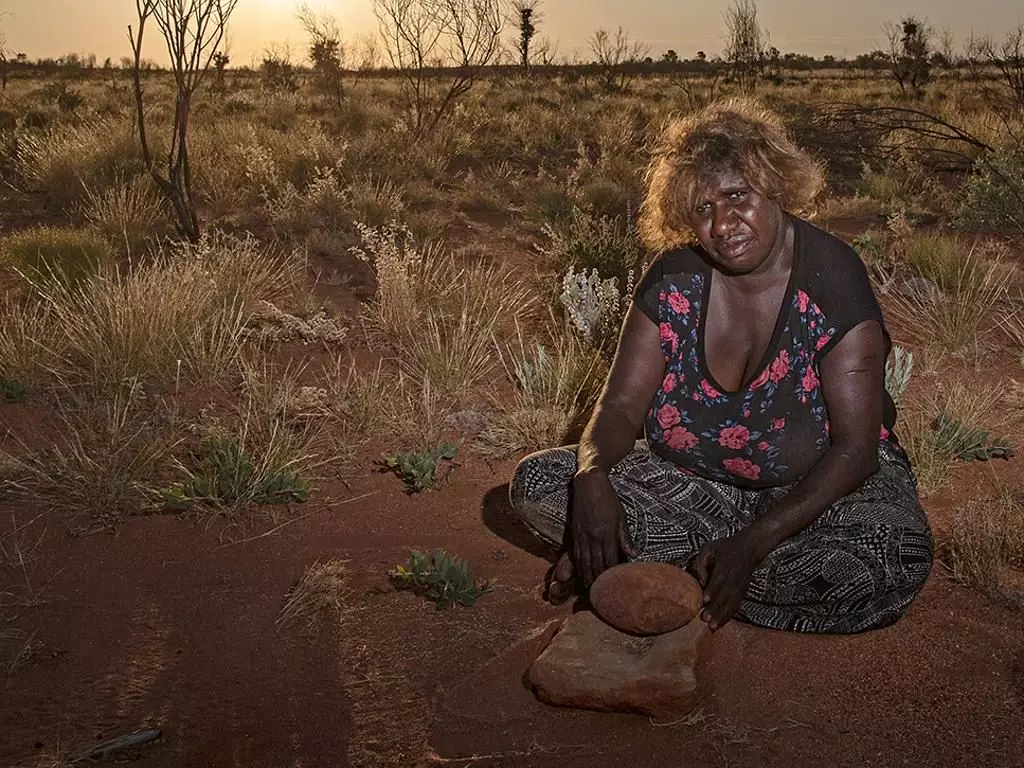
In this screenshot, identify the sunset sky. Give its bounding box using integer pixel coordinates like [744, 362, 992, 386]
[1, 0, 1021, 64]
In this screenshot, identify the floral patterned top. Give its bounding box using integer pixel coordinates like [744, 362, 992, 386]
[634, 215, 897, 489]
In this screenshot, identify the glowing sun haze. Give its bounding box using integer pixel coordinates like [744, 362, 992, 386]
[2, 0, 1021, 64]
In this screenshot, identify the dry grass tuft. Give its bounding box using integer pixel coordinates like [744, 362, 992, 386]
[277, 558, 351, 633]
[901, 380, 1008, 496]
[78, 175, 169, 257]
[17, 390, 174, 532]
[0, 297, 58, 384]
[354, 222, 534, 395]
[23, 232, 300, 391]
[947, 488, 1024, 599]
[477, 325, 608, 457]
[887, 243, 1012, 359]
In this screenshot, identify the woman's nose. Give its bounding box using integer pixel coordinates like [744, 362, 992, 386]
[712, 204, 734, 236]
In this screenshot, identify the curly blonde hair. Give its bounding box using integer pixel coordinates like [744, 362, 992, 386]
[638, 98, 825, 253]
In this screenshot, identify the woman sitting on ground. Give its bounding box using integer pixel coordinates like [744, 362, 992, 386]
[510, 99, 933, 635]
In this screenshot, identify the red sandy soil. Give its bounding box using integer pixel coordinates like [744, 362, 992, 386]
[1, 213, 1023, 767]
[0, 438, 1022, 768]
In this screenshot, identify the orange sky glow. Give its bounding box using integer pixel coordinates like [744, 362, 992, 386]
[2, 0, 1021, 65]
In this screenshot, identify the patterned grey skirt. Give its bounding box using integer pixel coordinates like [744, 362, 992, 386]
[509, 441, 933, 634]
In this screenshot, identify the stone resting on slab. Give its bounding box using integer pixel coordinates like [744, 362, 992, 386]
[528, 563, 710, 719]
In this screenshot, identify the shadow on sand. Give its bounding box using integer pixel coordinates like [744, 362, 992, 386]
[480, 483, 558, 563]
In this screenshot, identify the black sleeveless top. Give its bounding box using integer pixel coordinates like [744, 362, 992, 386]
[633, 215, 896, 489]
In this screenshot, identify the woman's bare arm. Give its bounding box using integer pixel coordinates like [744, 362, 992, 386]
[694, 320, 886, 629]
[743, 320, 885, 558]
[571, 304, 666, 586]
[576, 305, 667, 475]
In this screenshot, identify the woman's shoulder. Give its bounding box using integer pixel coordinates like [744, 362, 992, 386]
[792, 215, 871, 283]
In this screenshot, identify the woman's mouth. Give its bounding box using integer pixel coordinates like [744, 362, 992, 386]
[716, 235, 754, 259]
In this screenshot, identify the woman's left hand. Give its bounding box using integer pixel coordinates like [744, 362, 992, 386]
[691, 532, 764, 631]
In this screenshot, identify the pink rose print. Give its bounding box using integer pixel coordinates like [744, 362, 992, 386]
[772, 418, 786, 430]
[816, 334, 831, 352]
[701, 379, 721, 398]
[802, 366, 819, 393]
[656, 404, 681, 430]
[723, 457, 761, 481]
[667, 291, 690, 315]
[749, 367, 771, 390]
[769, 350, 790, 383]
[666, 426, 699, 451]
[880, 425, 890, 441]
[797, 289, 810, 313]
[718, 425, 751, 450]
[663, 372, 677, 393]
[757, 441, 770, 451]
[659, 322, 679, 353]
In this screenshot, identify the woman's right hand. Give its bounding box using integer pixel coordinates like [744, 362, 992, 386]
[570, 468, 634, 588]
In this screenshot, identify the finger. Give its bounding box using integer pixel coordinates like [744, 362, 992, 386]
[571, 527, 584, 587]
[617, 519, 635, 558]
[704, 585, 744, 632]
[601, 529, 619, 576]
[585, 538, 606, 588]
[578, 539, 593, 589]
[691, 546, 714, 588]
[554, 551, 574, 583]
[700, 561, 733, 622]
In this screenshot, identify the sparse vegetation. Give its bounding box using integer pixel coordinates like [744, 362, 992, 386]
[947, 488, 1024, 601]
[277, 558, 351, 633]
[388, 548, 488, 608]
[5, 17, 1024, 763]
[381, 441, 458, 493]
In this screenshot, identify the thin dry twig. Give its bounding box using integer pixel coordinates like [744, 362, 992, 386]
[219, 491, 379, 547]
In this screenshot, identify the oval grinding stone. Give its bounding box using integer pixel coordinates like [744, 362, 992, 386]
[589, 562, 703, 636]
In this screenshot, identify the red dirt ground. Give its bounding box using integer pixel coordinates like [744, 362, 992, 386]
[1, 436, 1023, 768]
[2, 213, 1023, 767]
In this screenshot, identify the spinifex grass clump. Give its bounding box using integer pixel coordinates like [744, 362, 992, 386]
[0, 226, 114, 292]
[389, 549, 489, 609]
[277, 558, 351, 634]
[161, 435, 310, 511]
[381, 441, 458, 493]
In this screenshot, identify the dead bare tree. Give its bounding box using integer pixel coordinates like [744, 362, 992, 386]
[966, 26, 1024, 112]
[128, 0, 238, 243]
[296, 3, 346, 108]
[372, 0, 503, 136]
[722, 0, 768, 93]
[883, 16, 932, 98]
[588, 27, 648, 91]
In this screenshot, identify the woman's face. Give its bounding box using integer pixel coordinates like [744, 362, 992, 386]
[687, 167, 786, 275]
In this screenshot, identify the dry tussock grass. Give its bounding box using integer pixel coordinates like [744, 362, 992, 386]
[15, 389, 174, 532]
[887, 242, 1012, 359]
[354, 223, 535, 395]
[900, 380, 1009, 496]
[477, 325, 608, 457]
[0, 297, 59, 385]
[20, 233, 300, 391]
[947, 488, 1024, 599]
[277, 558, 351, 633]
[12, 119, 145, 212]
